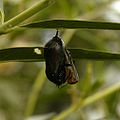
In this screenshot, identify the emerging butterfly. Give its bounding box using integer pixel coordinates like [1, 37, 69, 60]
[44, 31, 79, 87]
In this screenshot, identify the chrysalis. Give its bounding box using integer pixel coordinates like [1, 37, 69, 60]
[44, 31, 79, 87]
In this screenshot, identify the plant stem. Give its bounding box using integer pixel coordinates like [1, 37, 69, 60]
[0, 0, 4, 24]
[24, 66, 46, 118]
[52, 82, 120, 120]
[0, 0, 55, 34]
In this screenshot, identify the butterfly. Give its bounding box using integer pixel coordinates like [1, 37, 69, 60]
[44, 31, 79, 87]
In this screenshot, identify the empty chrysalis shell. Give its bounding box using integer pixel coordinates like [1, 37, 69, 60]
[44, 31, 79, 87]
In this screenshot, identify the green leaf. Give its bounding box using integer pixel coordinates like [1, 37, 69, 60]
[1, 47, 120, 62]
[21, 20, 120, 30]
[69, 48, 120, 60]
[0, 47, 44, 62]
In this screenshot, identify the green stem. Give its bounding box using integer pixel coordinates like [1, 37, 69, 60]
[0, 0, 4, 24]
[24, 66, 46, 118]
[0, 0, 55, 34]
[52, 82, 120, 120]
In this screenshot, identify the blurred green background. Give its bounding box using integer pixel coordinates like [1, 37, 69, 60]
[0, 0, 120, 120]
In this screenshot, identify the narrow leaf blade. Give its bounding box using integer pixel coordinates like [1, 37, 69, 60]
[1, 47, 120, 62]
[21, 20, 120, 30]
[0, 47, 44, 62]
